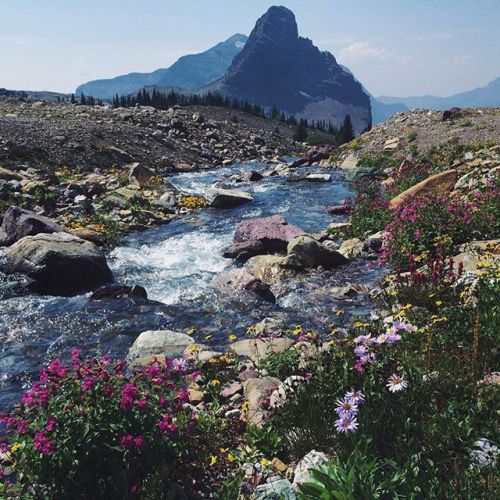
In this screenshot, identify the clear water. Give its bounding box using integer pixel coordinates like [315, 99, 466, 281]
[0, 162, 385, 409]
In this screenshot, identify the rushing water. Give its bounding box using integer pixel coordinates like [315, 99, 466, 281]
[0, 161, 385, 409]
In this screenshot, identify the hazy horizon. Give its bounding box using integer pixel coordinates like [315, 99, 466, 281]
[1, 0, 499, 98]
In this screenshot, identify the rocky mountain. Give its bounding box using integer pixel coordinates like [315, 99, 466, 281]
[378, 76, 500, 110]
[208, 6, 371, 134]
[75, 34, 248, 100]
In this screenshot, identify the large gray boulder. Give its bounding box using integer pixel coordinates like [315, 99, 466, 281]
[286, 235, 348, 268]
[2, 232, 113, 296]
[205, 188, 253, 208]
[0, 206, 64, 246]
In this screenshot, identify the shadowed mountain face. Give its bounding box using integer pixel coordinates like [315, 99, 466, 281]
[210, 6, 371, 134]
[75, 34, 248, 100]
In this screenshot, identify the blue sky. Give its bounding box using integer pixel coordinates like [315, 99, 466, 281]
[1, 0, 499, 97]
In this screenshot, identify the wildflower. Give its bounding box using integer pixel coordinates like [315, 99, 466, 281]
[10, 443, 22, 453]
[136, 399, 148, 411]
[48, 359, 68, 378]
[120, 434, 134, 450]
[386, 373, 408, 393]
[82, 377, 95, 391]
[335, 399, 358, 418]
[335, 309, 345, 317]
[210, 379, 221, 386]
[34, 431, 55, 455]
[260, 458, 270, 467]
[354, 361, 365, 373]
[158, 414, 178, 434]
[345, 388, 365, 405]
[209, 455, 217, 466]
[435, 300, 443, 306]
[134, 435, 148, 453]
[228, 334, 237, 341]
[335, 415, 359, 434]
[227, 453, 235, 462]
[172, 358, 187, 373]
[354, 345, 368, 357]
[45, 418, 57, 433]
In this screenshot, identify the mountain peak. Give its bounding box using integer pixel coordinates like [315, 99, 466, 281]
[253, 6, 298, 46]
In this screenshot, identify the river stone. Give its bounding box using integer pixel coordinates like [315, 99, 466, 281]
[0, 206, 64, 246]
[254, 478, 296, 500]
[287, 235, 348, 268]
[390, 169, 458, 208]
[2, 232, 113, 295]
[90, 284, 148, 301]
[232, 215, 306, 255]
[213, 268, 276, 303]
[363, 231, 384, 253]
[129, 162, 155, 188]
[205, 188, 253, 208]
[246, 255, 296, 284]
[242, 170, 264, 182]
[292, 450, 329, 490]
[243, 376, 281, 426]
[339, 238, 364, 259]
[304, 173, 331, 182]
[128, 330, 194, 360]
[229, 338, 294, 364]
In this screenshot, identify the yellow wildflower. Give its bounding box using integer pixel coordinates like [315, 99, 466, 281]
[228, 334, 237, 341]
[209, 455, 217, 466]
[435, 300, 443, 307]
[10, 443, 21, 453]
[210, 379, 221, 386]
[335, 309, 345, 317]
[186, 328, 196, 335]
[227, 453, 236, 462]
[260, 458, 270, 467]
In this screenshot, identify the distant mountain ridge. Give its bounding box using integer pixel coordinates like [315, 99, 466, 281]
[76, 34, 248, 100]
[206, 6, 371, 134]
[378, 77, 500, 110]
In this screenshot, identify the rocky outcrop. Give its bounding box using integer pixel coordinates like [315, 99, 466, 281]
[0, 206, 64, 246]
[390, 169, 458, 208]
[90, 284, 148, 301]
[2, 232, 113, 295]
[205, 188, 253, 208]
[211, 6, 371, 134]
[246, 254, 297, 284]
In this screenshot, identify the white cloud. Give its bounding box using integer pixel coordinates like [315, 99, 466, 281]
[338, 42, 389, 62]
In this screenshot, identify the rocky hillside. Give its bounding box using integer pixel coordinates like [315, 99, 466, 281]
[330, 107, 500, 170]
[209, 6, 371, 135]
[76, 34, 248, 100]
[0, 97, 302, 244]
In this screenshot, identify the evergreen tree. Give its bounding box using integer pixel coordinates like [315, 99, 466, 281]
[70, 94, 76, 104]
[293, 119, 308, 142]
[339, 114, 355, 144]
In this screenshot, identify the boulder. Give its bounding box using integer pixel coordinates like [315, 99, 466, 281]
[213, 268, 276, 303]
[304, 173, 331, 182]
[205, 188, 253, 208]
[0, 206, 64, 246]
[339, 238, 364, 259]
[390, 169, 458, 208]
[363, 231, 384, 253]
[384, 138, 400, 150]
[292, 450, 329, 490]
[328, 203, 348, 215]
[128, 330, 194, 360]
[229, 338, 294, 364]
[254, 479, 296, 500]
[246, 255, 296, 284]
[68, 228, 105, 246]
[2, 232, 113, 295]
[129, 163, 156, 188]
[287, 235, 348, 268]
[242, 170, 264, 182]
[90, 284, 148, 301]
[231, 215, 305, 255]
[340, 153, 358, 170]
[243, 377, 281, 426]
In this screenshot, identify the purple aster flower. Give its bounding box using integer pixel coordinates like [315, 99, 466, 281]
[386, 373, 408, 393]
[172, 357, 188, 373]
[354, 345, 368, 357]
[345, 388, 365, 405]
[335, 398, 358, 417]
[335, 415, 359, 434]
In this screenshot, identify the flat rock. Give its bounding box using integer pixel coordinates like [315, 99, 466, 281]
[90, 284, 147, 301]
[128, 330, 194, 360]
[129, 162, 155, 188]
[246, 254, 297, 284]
[339, 238, 364, 259]
[2, 232, 112, 296]
[339, 153, 358, 170]
[0, 166, 25, 182]
[254, 478, 296, 500]
[229, 338, 294, 364]
[292, 450, 329, 490]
